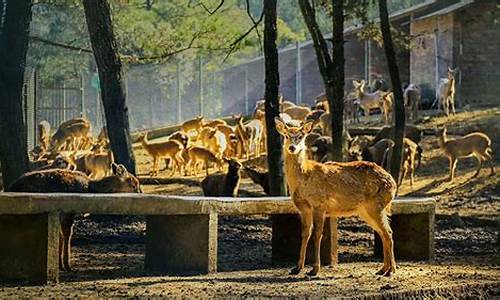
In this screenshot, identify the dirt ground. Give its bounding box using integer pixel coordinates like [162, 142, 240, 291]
[1, 108, 499, 298]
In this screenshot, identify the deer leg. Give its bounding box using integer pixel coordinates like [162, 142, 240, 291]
[359, 206, 395, 276]
[61, 214, 75, 271]
[448, 158, 457, 181]
[290, 207, 313, 275]
[307, 210, 326, 276]
[473, 155, 483, 177]
[152, 157, 158, 177]
[451, 96, 456, 115]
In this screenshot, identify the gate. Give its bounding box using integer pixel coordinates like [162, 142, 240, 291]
[35, 75, 84, 138]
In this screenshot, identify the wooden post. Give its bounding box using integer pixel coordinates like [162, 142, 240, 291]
[177, 61, 182, 123]
[296, 41, 302, 104]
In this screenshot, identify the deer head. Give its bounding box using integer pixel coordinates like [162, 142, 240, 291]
[447, 67, 458, 79]
[275, 117, 314, 156]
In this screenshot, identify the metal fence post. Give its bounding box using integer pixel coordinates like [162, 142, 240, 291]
[244, 66, 249, 115]
[80, 72, 85, 117]
[296, 41, 302, 104]
[199, 56, 204, 116]
[177, 61, 182, 123]
[62, 80, 66, 121]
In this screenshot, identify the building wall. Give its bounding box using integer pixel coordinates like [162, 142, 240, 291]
[410, 13, 454, 104]
[454, 1, 500, 105]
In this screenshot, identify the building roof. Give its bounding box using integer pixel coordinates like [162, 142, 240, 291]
[414, 0, 474, 21]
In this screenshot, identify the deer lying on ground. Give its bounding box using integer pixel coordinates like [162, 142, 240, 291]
[352, 80, 383, 120]
[32, 154, 77, 171]
[201, 158, 242, 197]
[186, 146, 224, 176]
[404, 84, 421, 121]
[275, 118, 397, 276]
[436, 127, 495, 181]
[181, 116, 204, 135]
[6, 163, 141, 271]
[437, 68, 458, 116]
[49, 118, 92, 152]
[138, 134, 184, 176]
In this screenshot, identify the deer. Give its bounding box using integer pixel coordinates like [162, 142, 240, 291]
[49, 118, 92, 152]
[234, 114, 262, 159]
[201, 158, 242, 197]
[283, 105, 312, 121]
[138, 133, 184, 176]
[38, 120, 51, 153]
[83, 149, 114, 179]
[435, 127, 495, 181]
[437, 68, 458, 116]
[6, 163, 141, 271]
[380, 91, 393, 125]
[404, 84, 421, 121]
[274, 117, 397, 276]
[203, 119, 227, 128]
[181, 116, 204, 135]
[198, 127, 227, 159]
[352, 80, 383, 121]
[185, 146, 224, 176]
[382, 138, 419, 186]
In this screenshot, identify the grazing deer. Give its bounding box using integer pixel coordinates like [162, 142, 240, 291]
[404, 84, 421, 121]
[139, 134, 184, 176]
[275, 118, 397, 276]
[352, 80, 383, 120]
[181, 116, 204, 135]
[437, 68, 458, 116]
[436, 127, 495, 181]
[186, 146, 224, 176]
[50, 118, 92, 152]
[6, 163, 141, 271]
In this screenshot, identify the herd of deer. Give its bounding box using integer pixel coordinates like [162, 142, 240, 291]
[1, 66, 494, 276]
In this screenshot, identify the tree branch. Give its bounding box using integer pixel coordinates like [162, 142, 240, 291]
[29, 35, 93, 53]
[246, 0, 263, 52]
[198, 0, 225, 15]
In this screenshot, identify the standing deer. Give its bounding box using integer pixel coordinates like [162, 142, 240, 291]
[436, 127, 495, 181]
[437, 68, 458, 116]
[138, 134, 184, 176]
[404, 84, 421, 121]
[275, 118, 397, 276]
[6, 164, 141, 271]
[352, 80, 383, 121]
[49, 118, 92, 152]
[181, 116, 204, 135]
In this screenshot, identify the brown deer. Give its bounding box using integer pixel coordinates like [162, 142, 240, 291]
[181, 116, 204, 135]
[186, 146, 224, 176]
[83, 150, 114, 179]
[380, 91, 393, 125]
[382, 138, 419, 186]
[437, 68, 458, 116]
[138, 134, 184, 176]
[38, 120, 51, 152]
[436, 127, 495, 181]
[201, 158, 242, 197]
[283, 105, 312, 121]
[352, 80, 383, 120]
[49, 118, 92, 152]
[404, 84, 421, 121]
[275, 118, 397, 276]
[6, 163, 141, 271]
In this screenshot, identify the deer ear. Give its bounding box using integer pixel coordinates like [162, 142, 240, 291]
[302, 120, 314, 134]
[352, 80, 359, 87]
[274, 117, 287, 137]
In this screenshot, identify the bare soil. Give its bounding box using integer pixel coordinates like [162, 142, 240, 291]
[1, 108, 499, 298]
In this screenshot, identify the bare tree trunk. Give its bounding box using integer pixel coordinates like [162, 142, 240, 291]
[378, 0, 405, 182]
[330, 0, 345, 162]
[0, 0, 31, 188]
[83, 0, 136, 174]
[299, 0, 344, 162]
[264, 0, 286, 196]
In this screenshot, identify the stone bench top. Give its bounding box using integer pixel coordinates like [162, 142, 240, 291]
[0, 193, 434, 216]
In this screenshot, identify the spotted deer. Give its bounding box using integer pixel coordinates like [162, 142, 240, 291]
[6, 163, 141, 271]
[275, 117, 397, 276]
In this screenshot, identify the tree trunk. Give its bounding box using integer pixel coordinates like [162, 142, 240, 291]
[299, 0, 344, 162]
[0, 0, 31, 188]
[0, 0, 5, 34]
[263, 0, 286, 196]
[378, 0, 405, 182]
[83, 0, 136, 174]
[330, 0, 345, 162]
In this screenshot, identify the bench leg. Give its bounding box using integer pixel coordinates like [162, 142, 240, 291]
[0, 213, 59, 285]
[374, 212, 435, 261]
[145, 213, 218, 274]
[272, 214, 338, 265]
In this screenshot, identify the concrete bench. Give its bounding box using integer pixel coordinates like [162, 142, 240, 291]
[0, 194, 434, 284]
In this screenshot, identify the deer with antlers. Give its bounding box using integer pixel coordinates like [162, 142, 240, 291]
[275, 118, 397, 276]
